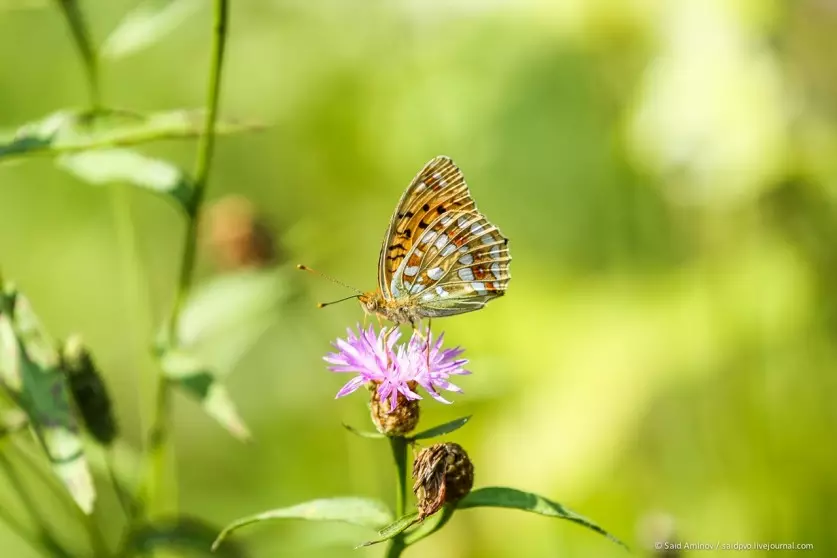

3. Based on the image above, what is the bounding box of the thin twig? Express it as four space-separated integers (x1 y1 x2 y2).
140 0 231 516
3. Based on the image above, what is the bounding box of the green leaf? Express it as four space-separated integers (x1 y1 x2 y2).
103 0 203 59
0 287 96 513
457 487 628 550
212 498 393 551
124 516 248 557
342 422 385 439
402 503 455 545
357 512 421 548
176 270 286 373
159 349 250 440
57 149 195 214
409 416 471 441
0 108 261 162
160 270 288 439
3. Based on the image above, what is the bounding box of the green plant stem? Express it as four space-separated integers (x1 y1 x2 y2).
10 439 110 557
0 452 75 558
141 0 230 517
390 436 407 516
0 497 53 558
105 446 134 519
55 0 101 110
386 436 409 558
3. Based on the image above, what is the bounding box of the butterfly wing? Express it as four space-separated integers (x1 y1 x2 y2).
377 156 476 298
383 157 511 316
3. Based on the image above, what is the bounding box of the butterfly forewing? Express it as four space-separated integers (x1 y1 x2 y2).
377 156 475 297
380 156 511 317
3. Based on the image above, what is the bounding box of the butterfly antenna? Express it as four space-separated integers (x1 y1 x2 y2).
297 264 365 310
317 294 361 309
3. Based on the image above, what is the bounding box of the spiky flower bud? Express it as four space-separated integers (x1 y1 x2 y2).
369 383 419 436
412 442 474 519
60 335 117 446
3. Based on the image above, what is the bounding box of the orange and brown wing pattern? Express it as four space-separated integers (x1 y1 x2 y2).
377 156 475 299
396 211 511 317
381 158 511 317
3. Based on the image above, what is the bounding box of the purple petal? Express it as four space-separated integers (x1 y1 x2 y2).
335 376 366 398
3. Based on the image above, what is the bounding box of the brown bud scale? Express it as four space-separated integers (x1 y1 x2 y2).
412 442 474 519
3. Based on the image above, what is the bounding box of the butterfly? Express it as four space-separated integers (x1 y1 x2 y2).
301 156 511 328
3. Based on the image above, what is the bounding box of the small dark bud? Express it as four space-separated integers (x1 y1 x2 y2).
61 335 118 445
412 442 474 519
369 384 419 436
203 195 278 270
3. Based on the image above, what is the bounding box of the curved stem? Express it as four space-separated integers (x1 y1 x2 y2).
55 0 101 110
386 436 408 558
141 0 230 516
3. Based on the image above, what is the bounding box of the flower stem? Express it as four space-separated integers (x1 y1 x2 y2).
386 436 409 558
54 0 101 110
390 436 408 516
140 0 230 516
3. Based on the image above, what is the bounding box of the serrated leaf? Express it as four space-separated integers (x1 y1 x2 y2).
103 0 203 59
159 270 288 440
457 487 627 549
212 497 393 551
0 108 261 162
57 149 195 213
342 423 385 439
0 287 96 513
409 416 471 441
357 512 421 548
124 516 248 557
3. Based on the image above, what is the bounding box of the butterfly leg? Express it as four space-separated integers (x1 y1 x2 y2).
409 319 432 369
383 321 396 367
425 318 432 369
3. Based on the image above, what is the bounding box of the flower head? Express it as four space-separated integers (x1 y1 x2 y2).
324 325 470 412
412 442 475 518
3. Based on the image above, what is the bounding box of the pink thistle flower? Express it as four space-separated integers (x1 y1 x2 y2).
324 325 470 411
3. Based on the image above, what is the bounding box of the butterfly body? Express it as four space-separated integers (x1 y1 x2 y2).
362 156 511 326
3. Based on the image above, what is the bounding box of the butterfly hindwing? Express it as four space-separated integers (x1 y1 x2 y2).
398 212 510 316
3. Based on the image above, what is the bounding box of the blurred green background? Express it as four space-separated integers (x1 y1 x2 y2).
2 0 837 556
